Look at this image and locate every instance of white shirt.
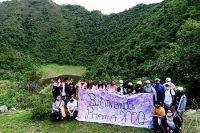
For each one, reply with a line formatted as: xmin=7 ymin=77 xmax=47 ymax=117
xmin=67 ymin=100 xmax=77 ymax=111
xmin=164 ymin=89 xmax=175 ymax=105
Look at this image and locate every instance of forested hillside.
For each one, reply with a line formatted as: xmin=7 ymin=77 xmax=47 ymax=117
xmin=0 ymin=0 xmax=200 ymax=96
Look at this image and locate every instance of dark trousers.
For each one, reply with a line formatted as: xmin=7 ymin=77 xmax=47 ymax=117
xmin=67 ymin=110 xmax=78 ymax=119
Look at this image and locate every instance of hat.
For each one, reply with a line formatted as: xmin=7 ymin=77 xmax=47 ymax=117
xmin=177 ymin=87 xmax=184 ymax=91
xmin=137 ymin=81 xmax=142 ymax=85
xmin=146 ymin=80 xmax=151 ymax=84
xmin=119 ymin=80 xmax=123 ymax=84
xmin=128 ymin=82 xmax=133 ymax=86
xmin=166 ymin=77 xmax=171 ymax=82
xmin=155 ymin=78 xmax=160 ymax=81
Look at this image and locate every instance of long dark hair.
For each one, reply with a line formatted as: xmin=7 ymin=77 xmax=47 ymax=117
xmin=68 ymin=82 xmax=75 ymax=90
xmin=97 ymin=80 xmax=104 ymax=89
xmin=87 ymin=80 xmax=94 ymax=89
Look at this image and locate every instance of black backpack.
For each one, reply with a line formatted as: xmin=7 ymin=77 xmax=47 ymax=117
xmin=50 ymin=111 xmax=62 ymax=121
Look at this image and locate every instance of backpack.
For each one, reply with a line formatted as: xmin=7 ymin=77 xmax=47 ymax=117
xmin=50 ymin=111 xmax=62 ymax=121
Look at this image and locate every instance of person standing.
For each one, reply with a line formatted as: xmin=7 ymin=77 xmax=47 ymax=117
xmin=61 ymin=78 xmax=69 ymax=100
xmin=107 ymin=80 xmax=117 ymax=92
xmin=163 ymin=77 xmax=176 ymax=91
xmin=118 ymin=80 xmax=126 ymax=94
xmin=153 ymin=78 xmax=165 ymax=104
xmin=86 ymin=80 xmax=95 ymax=90
xmin=144 ymin=80 xmax=157 ymax=102
xmin=76 ymin=80 xmax=87 ymax=89
xmin=163 ymin=83 xmax=176 ymax=112
xmin=66 ymin=82 xmax=76 ymax=101
xmin=126 ymin=84 xmax=134 ymax=96
xmin=176 ymin=87 xmax=187 ymax=117
xmin=95 ymin=80 xmax=106 ymax=91
xmin=135 ymin=81 xmax=144 ymax=93
xmin=52 ymin=78 xmax=63 ymax=100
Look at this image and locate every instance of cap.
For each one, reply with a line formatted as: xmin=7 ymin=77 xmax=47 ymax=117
xmin=155 ymin=78 xmax=160 ymax=81
xmin=146 ymin=80 xmax=151 ymax=84
xmin=128 ymin=82 xmax=133 ymax=86
xmin=166 ymin=77 xmax=171 ymax=82
xmin=119 ymin=80 xmax=123 ymax=84
xmin=137 ymin=81 xmax=142 ymax=85
xmin=177 ymin=87 xmax=184 ymax=91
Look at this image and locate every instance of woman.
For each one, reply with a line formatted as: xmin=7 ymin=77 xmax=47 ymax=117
xmin=126 ymin=85 xmax=133 ymax=96
xmin=52 ymin=78 xmax=63 ymax=100
xmin=95 ymin=80 xmax=105 ymax=91
xmin=51 ymin=95 xmax=66 ymax=120
xmin=66 ymin=82 xmax=76 ymax=101
xmin=76 ymin=80 xmax=87 ymax=89
xmin=107 ymin=80 xmax=117 ymax=92
xmin=86 ymin=80 xmax=95 ymax=90
xmin=162 ymin=109 xmax=182 ymax=133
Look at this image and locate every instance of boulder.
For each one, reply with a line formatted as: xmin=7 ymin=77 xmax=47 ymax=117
xmin=0 ymin=105 xmax=8 ymax=113
xmin=186 ymin=109 xmax=196 ymax=114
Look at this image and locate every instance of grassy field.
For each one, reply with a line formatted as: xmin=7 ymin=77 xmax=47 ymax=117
xmin=0 ymin=111 xmax=152 ymax=133
xmin=182 ymin=111 xmax=200 ymax=133
xmin=0 ymin=111 xmax=199 ymax=133
xmin=39 ymin=64 xmax=86 ymax=79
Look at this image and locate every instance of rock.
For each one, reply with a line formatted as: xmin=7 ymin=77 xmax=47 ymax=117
xmin=197 ymin=109 xmax=200 ymax=113
xmin=0 ymin=105 xmax=8 ymax=113
xmin=186 ymin=109 xmax=196 ymax=114
xmin=10 ymin=107 xmax=16 ymax=111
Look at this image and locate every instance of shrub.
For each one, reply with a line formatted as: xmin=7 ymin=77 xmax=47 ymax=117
xmin=31 ymin=93 xmax=53 ymax=119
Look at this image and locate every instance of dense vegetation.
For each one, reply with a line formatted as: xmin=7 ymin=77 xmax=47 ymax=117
xmin=0 ymin=1 xmax=199 ymax=132
xmin=0 ymin=0 xmax=200 ymax=98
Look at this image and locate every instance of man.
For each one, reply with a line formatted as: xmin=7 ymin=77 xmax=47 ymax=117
xmin=163 ymin=77 xmax=176 ymax=91
xmin=67 ymin=96 xmax=78 ymax=118
xmin=153 ymin=102 xmax=166 ymax=132
xmin=164 ymin=83 xmax=176 ymax=112
xmin=176 ymin=87 xmax=187 ymax=117
xmin=153 ymin=78 xmax=165 ymax=104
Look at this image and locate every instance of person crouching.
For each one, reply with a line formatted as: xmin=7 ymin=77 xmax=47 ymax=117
xmin=153 ymin=101 xmax=166 ymax=132
xmin=67 ymin=96 xmax=78 ymax=119
xmin=51 ymin=95 xmax=66 ymax=120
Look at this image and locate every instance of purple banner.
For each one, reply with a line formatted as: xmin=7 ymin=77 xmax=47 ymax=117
xmin=76 ymin=89 xmax=154 ymax=128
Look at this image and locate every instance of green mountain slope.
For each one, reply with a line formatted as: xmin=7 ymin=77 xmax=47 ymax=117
xmin=0 ymin=0 xmax=200 ymax=96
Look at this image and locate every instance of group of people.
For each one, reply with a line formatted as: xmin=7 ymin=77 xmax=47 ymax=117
xmin=50 ymin=77 xmax=187 ymax=133
xmin=51 ymin=78 xmax=77 ymax=120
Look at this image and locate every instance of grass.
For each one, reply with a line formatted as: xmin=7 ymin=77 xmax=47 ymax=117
xmin=0 ymin=111 xmax=152 ymax=133
xmin=39 ymin=64 xmax=87 ymax=79
xmin=182 ymin=111 xmax=200 ymax=133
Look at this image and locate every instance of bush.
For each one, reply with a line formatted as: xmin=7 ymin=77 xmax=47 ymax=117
xmin=31 ymin=93 xmax=53 ymax=119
